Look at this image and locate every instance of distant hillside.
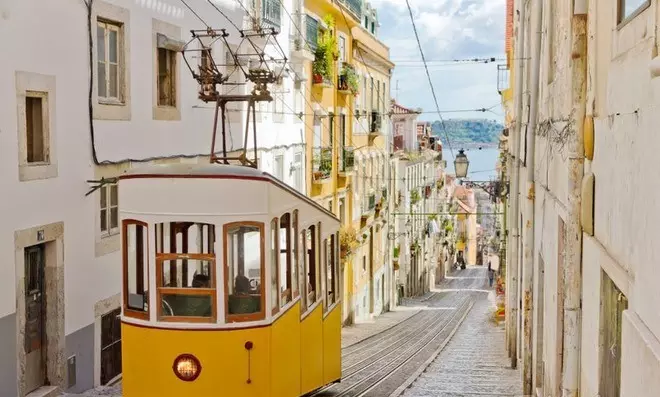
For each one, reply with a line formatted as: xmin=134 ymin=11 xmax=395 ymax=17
xmin=431 ymin=119 xmax=504 ymax=146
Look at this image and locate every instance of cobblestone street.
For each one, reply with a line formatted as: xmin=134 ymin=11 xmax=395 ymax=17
xmin=62 ymin=266 xmax=521 ymax=397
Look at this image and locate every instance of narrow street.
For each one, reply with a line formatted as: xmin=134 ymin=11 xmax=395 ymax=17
xmin=62 ymin=266 xmax=520 ymax=397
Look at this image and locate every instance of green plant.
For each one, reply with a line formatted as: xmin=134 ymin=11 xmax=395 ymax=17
xmin=393 ymin=245 xmax=400 ymax=258
xmin=312 ymin=16 xmax=337 ymax=81
xmin=410 ymin=189 xmax=420 ymax=205
xmin=340 ymin=63 xmax=359 ymax=93
xmin=340 ymin=226 xmax=359 ymax=261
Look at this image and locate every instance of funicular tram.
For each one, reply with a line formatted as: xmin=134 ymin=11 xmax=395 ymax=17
xmin=118 ymin=164 xmax=342 ymax=396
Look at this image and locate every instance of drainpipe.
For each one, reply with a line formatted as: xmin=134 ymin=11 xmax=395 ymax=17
xmin=562 ymin=2 xmax=587 ymax=396
xmin=507 ymin=0 xmax=526 ymax=367
xmin=521 ymin=0 xmax=542 ymax=392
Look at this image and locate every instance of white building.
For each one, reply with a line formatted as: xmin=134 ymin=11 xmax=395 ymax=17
xmin=504 ymin=0 xmax=660 ymax=396
xmin=0 ymin=0 xmax=298 ymax=395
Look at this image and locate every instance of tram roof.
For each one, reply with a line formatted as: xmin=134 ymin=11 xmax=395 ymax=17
xmin=119 ymin=163 xmax=339 ymax=222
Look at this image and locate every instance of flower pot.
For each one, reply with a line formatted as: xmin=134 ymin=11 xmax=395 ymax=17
xmin=313 ymin=73 xmax=323 ymax=84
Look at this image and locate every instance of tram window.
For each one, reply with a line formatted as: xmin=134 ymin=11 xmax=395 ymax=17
xmin=155 ymin=222 xmax=215 ymax=255
xmin=123 ymin=220 xmax=149 ymax=319
xmin=279 ymin=213 xmax=292 ymax=307
xmin=291 ymin=210 xmax=299 ymax=299
xmin=326 ymin=234 xmax=336 ymax=306
xmin=270 ymin=218 xmax=279 ymax=315
xmin=225 ymin=222 xmax=265 ymax=322
xmin=335 ymin=232 xmax=340 ymax=299
xmin=305 ymin=225 xmax=317 ymax=308
xmin=317 ymin=222 xmax=323 ymax=305
xmin=299 ymin=230 xmax=307 ymax=313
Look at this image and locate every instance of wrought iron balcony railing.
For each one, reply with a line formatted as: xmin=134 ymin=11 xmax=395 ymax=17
xmin=312 ymin=147 xmax=332 ymax=181
xmin=262 ymin=0 xmax=281 ymax=28
xmin=305 ymin=14 xmax=318 ymax=52
xmin=340 ymin=146 xmax=355 ymax=173
xmin=337 ymin=0 xmax=362 ymax=20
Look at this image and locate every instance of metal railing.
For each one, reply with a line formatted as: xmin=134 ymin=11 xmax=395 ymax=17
xmin=312 ymin=147 xmax=332 ymax=181
xmin=262 ymin=0 xmax=281 ymax=28
xmin=340 ymin=146 xmax=355 ymax=173
xmin=338 ymin=0 xmax=362 ymax=20
xmin=305 ymin=15 xmax=318 ymax=52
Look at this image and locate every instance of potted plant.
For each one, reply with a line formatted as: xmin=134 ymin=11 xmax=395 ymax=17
xmin=410 ymin=189 xmax=420 ymax=205
xmin=340 ymin=226 xmax=359 ymax=263
xmin=312 ymin=16 xmax=337 ymax=84
xmin=392 ymin=245 xmax=400 ymax=270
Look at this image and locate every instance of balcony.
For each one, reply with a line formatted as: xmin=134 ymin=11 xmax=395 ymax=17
xmin=369 ymin=111 xmax=382 ymax=134
xmin=305 ymin=15 xmax=318 ymax=52
xmin=337 ymin=0 xmax=363 ymax=21
xmin=361 ymin=191 xmax=376 ymax=217
xmin=261 ymin=0 xmax=281 ymax=28
xmin=312 ymin=147 xmax=332 ymax=183
xmin=339 ymin=146 xmax=355 ymax=174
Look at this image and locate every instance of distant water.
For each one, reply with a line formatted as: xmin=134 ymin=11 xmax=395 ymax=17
xmin=442 ymin=146 xmax=499 ymax=181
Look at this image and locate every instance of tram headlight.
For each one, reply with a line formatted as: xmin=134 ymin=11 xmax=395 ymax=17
xmin=172 ymin=354 xmax=202 ymax=382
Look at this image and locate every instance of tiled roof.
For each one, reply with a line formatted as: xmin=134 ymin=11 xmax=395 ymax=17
xmin=391 ymin=101 xmax=421 ymax=115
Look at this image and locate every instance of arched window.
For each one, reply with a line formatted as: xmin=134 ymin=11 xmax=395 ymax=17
xmin=224 ymin=222 xmax=265 ymax=322
xmin=270 ymin=218 xmax=279 ymax=315
xmin=123 ymin=220 xmax=149 ymax=320
xmin=279 ymin=213 xmax=293 ymax=308
xmin=304 ymin=224 xmax=318 ymax=309
xmin=291 ymin=210 xmax=300 ymax=300
xmin=155 ymin=222 xmax=216 ymax=323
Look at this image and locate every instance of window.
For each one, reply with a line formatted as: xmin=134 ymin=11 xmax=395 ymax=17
xmin=156 ymin=222 xmax=216 ymax=322
xmin=325 ymin=234 xmax=337 ymax=308
xmin=293 ymin=152 xmax=303 ymax=192
xmin=339 ymin=198 xmax=345 ymax=224
xmin=338 ymin=36 xmax=346 ymax=63
xmin=122 ymin=220 xmax=149 ymax=320
xmin=25 ymin=93 xmax=48 ymax=164
xmin=279 ymin=214 xmax=293 ymax=308
xmin=225 ymin=222 xmax=265 ymax=322
xmin=274 ymin=154 xmax=284 ymax=181
xmin=292 ymin=211 xmax=300 ymax=299
xmin=304 ymin=225 xmax=318 ymax=309
xmin=618 ymin=0 xmax=649 ymax=23
xmin=299 ymin=230 xmax=307 ymax=312
xmin=100 ymin=183 xmax=119 ymax=237
xmin=273 ymin=84 xmax=284 ymax=123
xmin=97 ymin=20 xmax=122 ymax=101
xmin=157 ymin=48 xmax=177 ymax=107
xmin=270 ymin=218 xmax=279 ymax=314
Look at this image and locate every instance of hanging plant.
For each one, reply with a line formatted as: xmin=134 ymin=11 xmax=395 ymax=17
xmin=410 ymin=189 xmax=420 ymax=205
xmin=340 ymin=226 xmax=359 ymax=262
xmin=393 ymin=245 xmax=400 ymax=259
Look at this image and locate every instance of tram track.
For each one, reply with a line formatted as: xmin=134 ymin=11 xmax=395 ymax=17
xmin=310 ymin=292 xmax=476 ymax=397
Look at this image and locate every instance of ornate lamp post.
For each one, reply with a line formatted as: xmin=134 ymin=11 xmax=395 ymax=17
xmin=454 ymin=149 xmax=469 ymax=178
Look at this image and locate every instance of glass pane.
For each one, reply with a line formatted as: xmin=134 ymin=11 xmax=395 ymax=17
xmin=97 ymin=62 xmax=107 ymax=98
xmin=97 ymin=25 xmax=105 ymax=61
xmin=154 ymin=222 xmax=215 ymax=255
xmin=100 ymin=209 xmax=107 ymax=232
xmin=291 ymin=211 xmax=299 ymax=298
xmin=109 ymin=64 xmax=118 ymax=98
xmin=110 ymin=208 xmax=118 ymax=230
xmin=108 ymin=29 xmax=118 ymax=63
xmin=99 ymin=185 xmax=107 ymax=208
xmin=160 ymin=259 xmax=212 ymax=288
xmin=270 ymin=220 xmax=278 ymax=312
xmin=227 ymin=225 xmax=262 ymax=316
xmin=161 ymin=294 xmax=212 ymax=318
xmin=110 ymin=185 xmax=118 ymax=205
xmin=126 ymin=224 xmax=148 ymax=311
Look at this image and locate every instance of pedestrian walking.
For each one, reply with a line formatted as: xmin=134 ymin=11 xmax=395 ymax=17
xmin=487 ymin=261 xmax=495 ymax=287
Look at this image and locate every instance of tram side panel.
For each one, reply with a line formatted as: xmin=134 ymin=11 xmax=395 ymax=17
xmin=300 ymin=303 xmax=324 ymax=395
xmin=270 ymin=301 xmax=302 ymax=397
xmin=322 ymin=305 xmax=342 ymax=384
xmin=121 ymin=323 xmax=272 ymax=397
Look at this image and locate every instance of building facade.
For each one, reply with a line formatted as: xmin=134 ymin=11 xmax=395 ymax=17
xmin=0 ymin=0 xmax=308 ymax=395
xmin=502 ymin=0 xmax=660 ymax=396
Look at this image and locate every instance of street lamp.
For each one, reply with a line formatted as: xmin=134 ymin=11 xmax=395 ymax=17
xmin=454 ymin=149 xmax=469 ymax=178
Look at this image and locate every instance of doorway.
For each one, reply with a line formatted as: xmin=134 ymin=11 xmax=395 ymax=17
xmin=25 ymin=244 xmax=46 ymax=394
xmin=100 ymin=308 xmax=122 ymax=385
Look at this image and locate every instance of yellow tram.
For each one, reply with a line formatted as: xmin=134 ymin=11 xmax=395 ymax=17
xmin=118 ymin=164 xmax=342 ymax=396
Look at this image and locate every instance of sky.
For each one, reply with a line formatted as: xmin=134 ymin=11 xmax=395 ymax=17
xmin=369 ymin=0 xmax=506 ymax=122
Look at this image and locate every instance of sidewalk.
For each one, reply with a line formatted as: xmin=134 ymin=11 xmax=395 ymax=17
xmin=401 ymin=292 xmax=523 ymax=396
xmin=62 ymin=303 xmax=422 ymax=397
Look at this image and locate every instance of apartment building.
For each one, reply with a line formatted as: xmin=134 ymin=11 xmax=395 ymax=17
xmin=502 ymin=0 xmax=660 ymax=396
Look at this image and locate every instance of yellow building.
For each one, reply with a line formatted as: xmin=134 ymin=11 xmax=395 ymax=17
xmin=293 ymin=0 xmax=393 ymax=324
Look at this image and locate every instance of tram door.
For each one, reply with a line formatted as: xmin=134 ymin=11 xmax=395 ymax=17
xmin=25 ymin=245 xmax=46 ymax=394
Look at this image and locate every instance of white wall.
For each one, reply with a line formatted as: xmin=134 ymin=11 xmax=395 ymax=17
xmin=0 ymin=0 xmax=244 ymax=334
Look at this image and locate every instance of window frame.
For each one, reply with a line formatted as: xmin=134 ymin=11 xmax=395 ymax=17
xmin=223 ymin=221 xmax=266 ymax=323
xmin=291 ymin=211 xmax=300 ymax=300
xmin=24 ymin=91 xmax=50 ymax=166
xmin=100 ymin=183 xmax=119 ymax=238
xmin=270 ymin=218 xmax=280 ymax=315
xmin=279 ymin=213 xmax=293 ymax=308
xmin=122 ymin=219 xmax=150 ymax=321
xmin=97 ymin=19 xmax=123 ymax=104
xmin=155 ymin=253 xmax=217 ymax=323
xmin=617 ymin=0 xmax=650 ymax=26
xmin=157 ymin=47 xmax=177 ymax=108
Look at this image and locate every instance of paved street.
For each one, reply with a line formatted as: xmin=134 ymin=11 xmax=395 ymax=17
xmin=63 ymin=266 xmax=521 ymax=397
